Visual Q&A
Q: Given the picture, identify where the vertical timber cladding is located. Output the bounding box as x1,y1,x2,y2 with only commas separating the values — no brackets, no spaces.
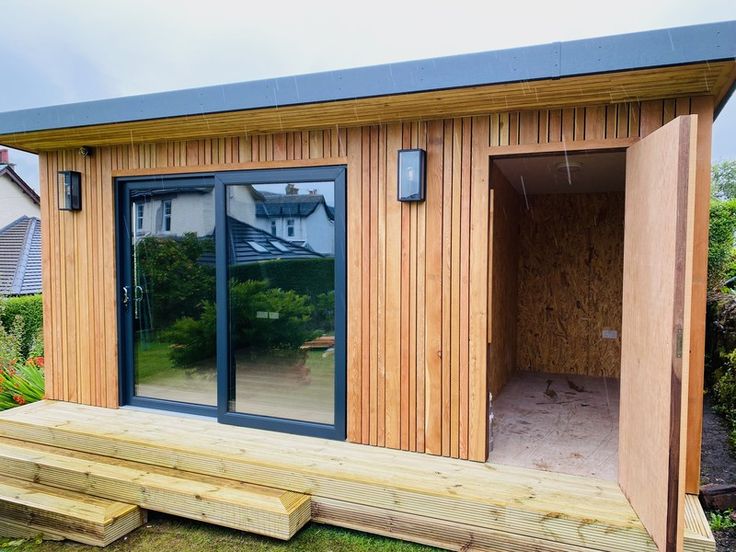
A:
40,97,708,462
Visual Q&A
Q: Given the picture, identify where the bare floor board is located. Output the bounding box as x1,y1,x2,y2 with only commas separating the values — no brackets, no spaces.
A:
490,373,619,480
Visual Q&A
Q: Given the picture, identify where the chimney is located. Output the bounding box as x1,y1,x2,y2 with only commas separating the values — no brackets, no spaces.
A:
0,149,8,165
285,183,299,195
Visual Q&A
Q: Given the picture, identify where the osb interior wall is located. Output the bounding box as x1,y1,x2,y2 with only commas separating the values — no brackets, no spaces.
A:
487,164,521,396
516,192,625,377
39,97,708,462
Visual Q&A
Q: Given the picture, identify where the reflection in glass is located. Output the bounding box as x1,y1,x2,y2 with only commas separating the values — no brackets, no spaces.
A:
227,182,336,424
130,184,217,406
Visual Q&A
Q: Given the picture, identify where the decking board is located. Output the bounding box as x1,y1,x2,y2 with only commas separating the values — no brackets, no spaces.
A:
0,474,145,546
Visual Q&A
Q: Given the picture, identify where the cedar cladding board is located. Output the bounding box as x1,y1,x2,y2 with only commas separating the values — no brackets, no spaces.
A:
37,99,701,462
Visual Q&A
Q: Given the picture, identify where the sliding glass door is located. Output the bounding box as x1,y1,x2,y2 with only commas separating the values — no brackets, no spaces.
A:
118,167,346,438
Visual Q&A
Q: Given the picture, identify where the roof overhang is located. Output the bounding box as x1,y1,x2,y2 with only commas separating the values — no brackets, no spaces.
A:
0,20,734,153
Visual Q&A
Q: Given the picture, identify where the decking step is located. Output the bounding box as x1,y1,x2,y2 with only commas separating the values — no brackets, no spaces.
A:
0,437,310,541
684,494,716,552
0,474,145,546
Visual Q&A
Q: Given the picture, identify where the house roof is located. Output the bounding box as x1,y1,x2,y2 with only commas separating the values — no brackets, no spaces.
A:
256,193,333,220
200,217,323,266
0,216,42,296
0,21,734,152
0,165,40,205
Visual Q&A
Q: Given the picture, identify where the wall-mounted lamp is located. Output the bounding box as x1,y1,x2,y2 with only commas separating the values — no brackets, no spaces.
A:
57,171,82,211
397,149,426,202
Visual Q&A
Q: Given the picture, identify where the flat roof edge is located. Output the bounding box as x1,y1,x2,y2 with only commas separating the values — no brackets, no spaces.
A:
0,20,734,136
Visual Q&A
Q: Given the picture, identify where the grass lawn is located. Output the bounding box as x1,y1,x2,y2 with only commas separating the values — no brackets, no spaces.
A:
0,513,437,551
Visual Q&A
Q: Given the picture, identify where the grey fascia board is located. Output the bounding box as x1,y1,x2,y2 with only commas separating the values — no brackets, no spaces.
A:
0,20,734,135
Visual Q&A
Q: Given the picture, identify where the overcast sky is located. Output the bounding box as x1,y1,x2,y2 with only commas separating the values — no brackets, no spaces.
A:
0,0,734,190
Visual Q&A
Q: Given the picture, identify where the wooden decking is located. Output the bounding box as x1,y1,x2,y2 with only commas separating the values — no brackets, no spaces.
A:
0,401,715,551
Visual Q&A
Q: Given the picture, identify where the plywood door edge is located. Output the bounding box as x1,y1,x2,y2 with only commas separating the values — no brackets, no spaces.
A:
666,114,697,552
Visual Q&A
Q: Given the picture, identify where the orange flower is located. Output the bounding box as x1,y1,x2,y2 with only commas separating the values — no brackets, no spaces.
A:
12,394,26,405
27,356,44,368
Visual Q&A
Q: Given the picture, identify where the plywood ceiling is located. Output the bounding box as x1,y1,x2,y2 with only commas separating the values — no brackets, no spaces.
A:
494,151,626,196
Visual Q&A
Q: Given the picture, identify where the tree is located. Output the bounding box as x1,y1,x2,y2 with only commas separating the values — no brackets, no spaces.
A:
709,199,736,290
711,160,736,200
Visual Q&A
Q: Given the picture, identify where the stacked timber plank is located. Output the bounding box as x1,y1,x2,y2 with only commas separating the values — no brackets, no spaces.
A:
0,436,310,542
0,474,145,546
0,400,654,552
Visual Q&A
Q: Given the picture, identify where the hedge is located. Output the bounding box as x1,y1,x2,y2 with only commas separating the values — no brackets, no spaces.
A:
0,294,43,356
229,258,334,297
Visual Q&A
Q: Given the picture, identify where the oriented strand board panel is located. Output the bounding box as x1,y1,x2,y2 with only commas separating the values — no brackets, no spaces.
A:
516,192,624,377
487,164,521,396
619,116,696,552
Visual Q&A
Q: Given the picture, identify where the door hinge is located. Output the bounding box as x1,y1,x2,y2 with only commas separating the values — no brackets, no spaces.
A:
675,326,683,359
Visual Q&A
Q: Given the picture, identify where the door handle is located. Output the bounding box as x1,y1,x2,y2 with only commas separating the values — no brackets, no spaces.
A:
134,286,143,320
122,286,129,306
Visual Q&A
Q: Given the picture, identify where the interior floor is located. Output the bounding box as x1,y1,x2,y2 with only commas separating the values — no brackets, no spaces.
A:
489,372,619,481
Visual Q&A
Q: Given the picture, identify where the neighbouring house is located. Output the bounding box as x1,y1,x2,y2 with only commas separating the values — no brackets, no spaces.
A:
0,21,734,552
255,185,335,254
0,215,42,295
0,149,40,228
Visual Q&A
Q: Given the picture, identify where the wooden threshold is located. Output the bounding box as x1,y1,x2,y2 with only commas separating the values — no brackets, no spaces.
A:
0,401,715,551
0,474,145,546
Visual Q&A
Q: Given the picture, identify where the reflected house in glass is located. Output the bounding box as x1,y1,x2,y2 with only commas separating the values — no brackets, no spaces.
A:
255,184,335,255
0,21,733,552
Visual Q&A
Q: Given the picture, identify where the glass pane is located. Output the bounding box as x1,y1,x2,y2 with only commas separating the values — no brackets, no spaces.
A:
227,181,335,424
130,183,217,406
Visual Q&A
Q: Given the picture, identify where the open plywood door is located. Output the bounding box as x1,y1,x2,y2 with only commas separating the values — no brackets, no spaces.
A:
620,115,697,552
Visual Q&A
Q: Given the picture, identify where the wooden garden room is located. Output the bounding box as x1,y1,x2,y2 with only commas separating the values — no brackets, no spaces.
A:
0,20,733,552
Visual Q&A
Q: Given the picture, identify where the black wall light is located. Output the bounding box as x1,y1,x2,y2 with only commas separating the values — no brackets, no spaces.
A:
397,149,426,202
57,171,82,211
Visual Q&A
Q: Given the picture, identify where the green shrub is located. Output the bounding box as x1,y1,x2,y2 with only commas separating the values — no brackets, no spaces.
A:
136,234,215,330
163,279,318,367
713,356,736,450
0,294,43,357
708,510,736,531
